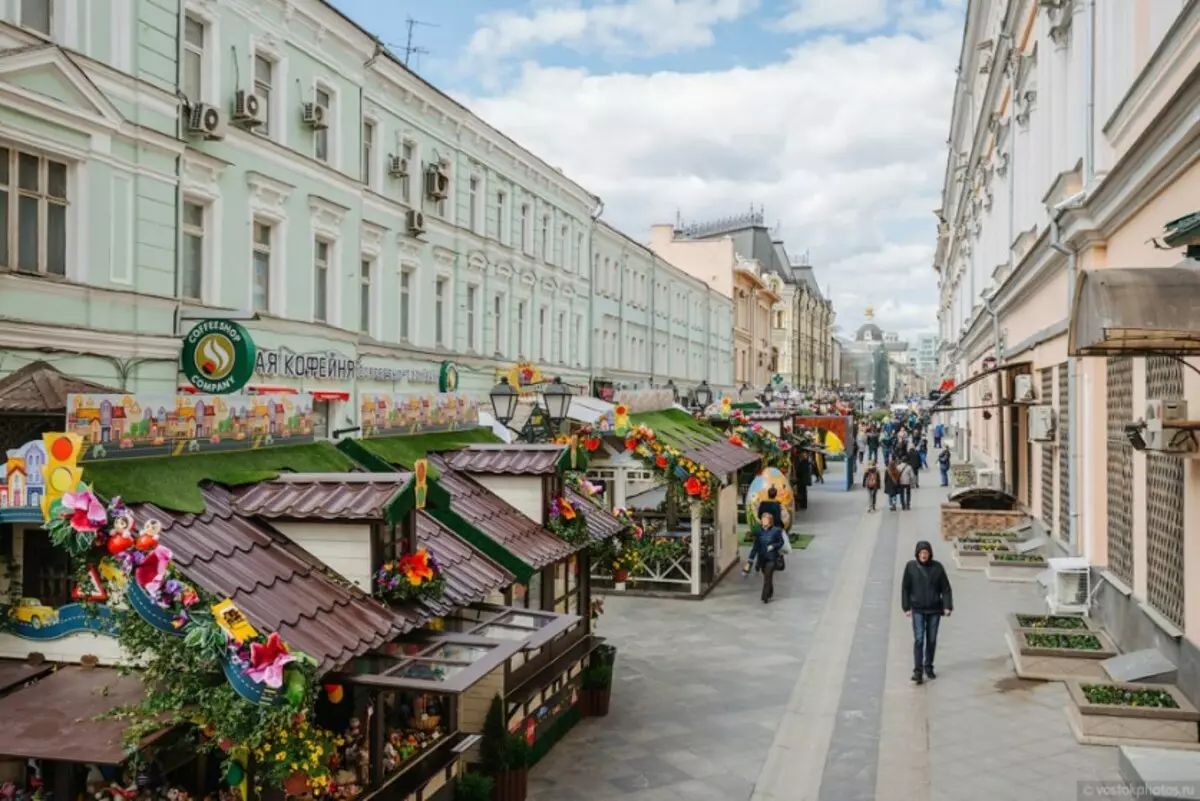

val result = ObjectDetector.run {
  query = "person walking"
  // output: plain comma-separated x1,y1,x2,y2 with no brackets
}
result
813,450,825,484
906,443,923,489
862,460,881,512
881,430,894,466
884,459,901,511
901,541,953,684
897,457,914,510
796,452,811,510
918,437,928,470
866,427,880,463
744,511,785,603
933,421,944,449
938,445,952,487
756,486,783,531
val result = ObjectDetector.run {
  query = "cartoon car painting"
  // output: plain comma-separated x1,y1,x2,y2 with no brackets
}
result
10,598,60,629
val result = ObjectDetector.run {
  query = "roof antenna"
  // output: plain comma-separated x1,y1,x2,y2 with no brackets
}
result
399,16,436,69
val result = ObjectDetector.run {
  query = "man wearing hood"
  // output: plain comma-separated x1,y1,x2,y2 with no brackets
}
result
900,540,953,684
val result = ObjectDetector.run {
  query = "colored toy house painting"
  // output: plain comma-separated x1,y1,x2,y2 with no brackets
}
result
66,393,315,460
360,392,480,437
0,439,46,511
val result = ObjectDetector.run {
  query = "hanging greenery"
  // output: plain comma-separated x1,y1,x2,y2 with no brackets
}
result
727,410,792,472
617,424,716,501
374,549,446,603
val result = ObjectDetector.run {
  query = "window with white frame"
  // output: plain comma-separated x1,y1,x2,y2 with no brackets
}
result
1,146,68,276
399,268,412,341
495,191,506,243
556,312,565,363
435,277,447,346
251,220,272,312
517,301,527,357
253,54,273,136
361,120,374,187
538,307,547,361
540,215,549,262
575,233,583,272
558,224,567,266
602,258,611,295
466,284,478,351
520,203,530,253
314,87,332,163
359,258,372,334
180,200,205,300
494,293,506,356
183,15,205,101
400,141,414,202
468,175,480,232
313,238,330,322
573,315,583,365
19,0,51,35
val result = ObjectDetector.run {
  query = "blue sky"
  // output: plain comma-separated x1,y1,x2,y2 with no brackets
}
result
328,0,966,340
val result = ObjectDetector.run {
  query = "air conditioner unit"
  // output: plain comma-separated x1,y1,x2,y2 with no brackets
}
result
1013,374,1035,403
1144,398,1196,453
388,156,409,178
407,209,426,236
232,90,263,126
1028,405,1056,441
980,386,994,402
1046,557,1092,615
426,162,450,200
302,102,328,129
186,103,223,139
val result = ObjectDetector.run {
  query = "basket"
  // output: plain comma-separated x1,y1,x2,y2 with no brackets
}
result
408,715,440,731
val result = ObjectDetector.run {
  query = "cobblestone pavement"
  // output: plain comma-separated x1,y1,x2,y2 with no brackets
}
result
530,464,1123,800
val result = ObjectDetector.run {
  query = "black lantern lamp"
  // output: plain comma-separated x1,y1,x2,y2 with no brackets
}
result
762,383,775,405
694,380,713,409
540,376,573,428
489,377,519,426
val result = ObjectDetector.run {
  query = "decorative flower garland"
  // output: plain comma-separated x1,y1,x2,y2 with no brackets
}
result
728,410,792,472
547,496,589,545
553,425,602,453
618,424,715,501
374,549,445,603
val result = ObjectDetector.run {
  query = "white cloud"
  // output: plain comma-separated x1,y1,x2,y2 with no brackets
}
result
778,0,888,33
459,3,962,340
465,0,757,61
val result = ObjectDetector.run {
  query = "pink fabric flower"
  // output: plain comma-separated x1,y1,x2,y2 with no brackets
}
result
135,545,173,597
62,490,107,532
244,632,297,688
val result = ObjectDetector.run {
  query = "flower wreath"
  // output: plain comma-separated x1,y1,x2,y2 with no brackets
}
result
618,424,715,501
728,411,792,472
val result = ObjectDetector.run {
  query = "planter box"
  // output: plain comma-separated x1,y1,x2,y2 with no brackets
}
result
1006,628,1117,682
952,541,1015,571
1064,682,1200,750
985,554,1047,583
941,505,1028,540
1006,613,1098,632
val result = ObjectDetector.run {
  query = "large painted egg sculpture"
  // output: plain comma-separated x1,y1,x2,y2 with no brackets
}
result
744,467,794,532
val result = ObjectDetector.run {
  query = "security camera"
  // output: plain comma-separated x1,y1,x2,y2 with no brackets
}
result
1124,422,1146,451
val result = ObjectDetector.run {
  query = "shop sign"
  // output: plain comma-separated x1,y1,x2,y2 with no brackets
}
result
360,392,481,438
66,393,315,461
255,346,453,388
181,319,257,394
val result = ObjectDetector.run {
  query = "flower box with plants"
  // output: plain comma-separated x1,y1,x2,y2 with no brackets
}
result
970,529,1023,540
547,496,589,545
1065,681,1200,748
1005,626,1117,683
610,547,641,587
985,552,1047,583
374,549,446,604
1006,613,1097,632
951,539,1014,571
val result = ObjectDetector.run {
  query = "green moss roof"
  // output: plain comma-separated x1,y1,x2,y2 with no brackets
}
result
628,409,722,448
354,427,504,476
82,442,355,514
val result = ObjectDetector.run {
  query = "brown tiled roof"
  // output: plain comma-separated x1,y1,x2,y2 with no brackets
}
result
684,440,762,481
443,445,565,476
0,667,150,763
134,484,417,672
415,511,513,616
234,472,413,520
427,455,577,569
0,360,119,412
0,659,52,696
564,487,627,541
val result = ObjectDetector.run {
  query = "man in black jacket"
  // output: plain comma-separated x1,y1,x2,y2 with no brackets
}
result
900,540,953,684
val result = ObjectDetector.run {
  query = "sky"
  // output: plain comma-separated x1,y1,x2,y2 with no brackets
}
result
329,0,966,342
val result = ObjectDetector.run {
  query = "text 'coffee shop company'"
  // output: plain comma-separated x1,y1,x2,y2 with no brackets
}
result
179,319,461,439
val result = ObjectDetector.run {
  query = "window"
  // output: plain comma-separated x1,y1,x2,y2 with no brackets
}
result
556,312,565,363
401,141,414,202
19,0,51,35
540,215,549,261
359,259,372,334
22,533,73,608
361,121,374,187
183,16,205,101
468,176,479,232
517,301,526,357
253,54,273,136
554,556,582,614
538,307,546,361
252,220,271,312
575,233,583,271
2,147,69,276
520,204,530,252
399,269,412,341
493,294,506,355
313,238,330,322
466,285,477,351
558,225,567,265
574,315,583,364
314,87,331,163
181,201,204,300
435,277,447,346
495,191,506,243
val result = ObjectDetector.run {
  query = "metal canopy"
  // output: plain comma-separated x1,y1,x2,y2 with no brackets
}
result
929,361,1032,412
1069,266,1200,356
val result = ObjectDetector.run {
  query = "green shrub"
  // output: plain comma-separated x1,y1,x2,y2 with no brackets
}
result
582,663,613,691
505,732,531,770
480,694,508,775
1081,685,1180,708
455,772,494,801
1016,615,1086,629
1024,632,1102,650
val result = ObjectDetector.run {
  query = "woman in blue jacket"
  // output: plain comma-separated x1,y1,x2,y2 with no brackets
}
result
744,511,785,603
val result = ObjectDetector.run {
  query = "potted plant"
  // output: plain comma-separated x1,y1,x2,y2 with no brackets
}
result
480,694,529,801
580,644,617,717
456,772,494,801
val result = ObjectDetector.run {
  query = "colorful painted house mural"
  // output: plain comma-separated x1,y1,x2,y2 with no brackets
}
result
0,439,47,510
360,392,481,437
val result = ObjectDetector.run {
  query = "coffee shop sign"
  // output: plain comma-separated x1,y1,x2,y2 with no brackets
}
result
254,347,439,385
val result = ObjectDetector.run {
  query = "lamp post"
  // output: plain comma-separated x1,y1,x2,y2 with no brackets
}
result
489,376,574,442
695,380,713,409
762,383,775,407
489,377,519,427
539,377,572,433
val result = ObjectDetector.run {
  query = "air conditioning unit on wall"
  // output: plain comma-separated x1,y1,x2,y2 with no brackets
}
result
1144,399,1197,454
1028,405,1056,442
1013,374,1035,403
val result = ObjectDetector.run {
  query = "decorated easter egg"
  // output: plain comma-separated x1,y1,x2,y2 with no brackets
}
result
744,468,794,532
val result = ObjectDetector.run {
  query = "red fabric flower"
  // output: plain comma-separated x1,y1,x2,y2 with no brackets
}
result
684,476,702,496
655,455,668,469
625,439,637,451
585,437,600,452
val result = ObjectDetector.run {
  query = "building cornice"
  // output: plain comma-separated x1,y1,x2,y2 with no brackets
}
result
0,319,180,362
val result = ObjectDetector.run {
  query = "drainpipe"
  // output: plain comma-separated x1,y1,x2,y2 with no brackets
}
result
1050,215,1078,551
589,201,603,393
982,293,1005,492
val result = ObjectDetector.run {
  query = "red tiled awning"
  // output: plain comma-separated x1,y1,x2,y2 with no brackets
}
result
234,472,414,521
443,445,567,476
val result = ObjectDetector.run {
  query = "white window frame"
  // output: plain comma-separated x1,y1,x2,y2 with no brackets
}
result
465,283,480,352
517,300,527,358
312,237,332,323
434,275,451,348
556,311,565,364
312,80,336,167
180,197,209,302
558,224,568,267
495,190,507,244
358,256,375,336
540,215,550,262
250,217,278,315
520,203,531,254
250,42,285,141
467,173,481,234
18,0,53,37
184,1,220,105
574,315,584,366
361,117,376,188
398,265,415,343
574,232,583,272
400,139,416,204
1,143,72,278
538,306,548,362
493,291,507,357
182,13,206,103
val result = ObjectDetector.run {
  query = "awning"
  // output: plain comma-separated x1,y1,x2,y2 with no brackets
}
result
1069,266,1200,356
0,361,119,413
311,390,351,402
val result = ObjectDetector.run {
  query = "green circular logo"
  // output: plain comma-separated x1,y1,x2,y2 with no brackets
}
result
181,319,256,394
439,361,459,393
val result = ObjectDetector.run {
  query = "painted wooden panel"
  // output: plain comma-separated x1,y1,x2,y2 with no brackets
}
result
471,475,544,525
273,522,372,591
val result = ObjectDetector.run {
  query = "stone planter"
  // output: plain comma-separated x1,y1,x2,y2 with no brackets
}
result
1064,682,1200,750
1006,613,1098,632
951,541,1015,571
941,505,1027,540
1006,628,1118,682
985,553,1047,583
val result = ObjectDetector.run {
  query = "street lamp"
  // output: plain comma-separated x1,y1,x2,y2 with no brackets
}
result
762,384,775,406
539,376,573,429
489,377,520,426
694,381,713,409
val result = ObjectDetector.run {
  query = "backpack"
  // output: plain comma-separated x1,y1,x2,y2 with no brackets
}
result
866,470,879,489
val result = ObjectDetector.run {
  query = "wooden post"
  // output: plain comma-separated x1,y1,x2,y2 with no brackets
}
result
613,466,628,509
689,500,702,596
